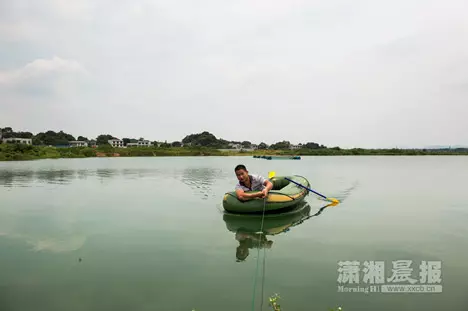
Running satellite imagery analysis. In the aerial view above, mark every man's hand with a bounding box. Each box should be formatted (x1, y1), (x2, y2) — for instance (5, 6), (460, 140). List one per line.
(261, 188), (269, 198)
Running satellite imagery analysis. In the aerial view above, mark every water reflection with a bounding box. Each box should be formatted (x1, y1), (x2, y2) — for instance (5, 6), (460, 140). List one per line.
(0, 170), (35, 187)
(223, 201), (335, 262)
(0, 168), (166, 187)
(0, 229), (87, 253)
(181, 167), (222, 200)
(36, 169), (76, 184)
(121, 168), (161, 179)
(0, 168), (82, 186)
(96, 168), (117, 178)
(77, 169), (92, 180)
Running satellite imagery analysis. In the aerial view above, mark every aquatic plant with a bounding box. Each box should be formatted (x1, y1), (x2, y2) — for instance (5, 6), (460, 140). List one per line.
(191, 294), (343, 311)
(269, 293), (281, 310)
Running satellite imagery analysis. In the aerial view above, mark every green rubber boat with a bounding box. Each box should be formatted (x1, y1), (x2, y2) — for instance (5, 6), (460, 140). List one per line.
(222, 175), (310, 213)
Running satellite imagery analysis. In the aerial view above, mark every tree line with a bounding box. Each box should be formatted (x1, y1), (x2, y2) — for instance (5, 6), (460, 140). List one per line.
(181, 131), (327, 150)
(0, 128), (327, 150)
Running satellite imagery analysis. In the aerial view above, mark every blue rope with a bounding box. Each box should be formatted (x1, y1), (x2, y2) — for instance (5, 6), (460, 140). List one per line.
(251, 197), (267, 311)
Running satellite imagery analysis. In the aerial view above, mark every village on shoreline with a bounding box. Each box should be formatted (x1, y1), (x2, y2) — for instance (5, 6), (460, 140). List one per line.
(1, 127), (467, 161)
(0, 127), (324, 151)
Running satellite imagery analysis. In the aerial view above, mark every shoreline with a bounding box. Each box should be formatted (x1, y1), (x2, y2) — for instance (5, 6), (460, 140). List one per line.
(1, 145), (468, 161)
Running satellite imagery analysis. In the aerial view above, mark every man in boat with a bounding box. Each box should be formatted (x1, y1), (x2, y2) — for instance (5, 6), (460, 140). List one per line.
(234, 164), (273, 201)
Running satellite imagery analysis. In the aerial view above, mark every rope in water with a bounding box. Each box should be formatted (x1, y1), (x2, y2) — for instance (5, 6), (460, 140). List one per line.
(260, 242), (266, 310)
(250, 196), (267, 311)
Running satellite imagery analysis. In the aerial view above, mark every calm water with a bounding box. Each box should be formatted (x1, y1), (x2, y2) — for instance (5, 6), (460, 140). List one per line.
(0, 156), (467, 311)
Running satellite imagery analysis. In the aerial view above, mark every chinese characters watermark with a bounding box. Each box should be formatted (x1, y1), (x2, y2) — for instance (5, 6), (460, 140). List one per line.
(337, 260), (442, 294)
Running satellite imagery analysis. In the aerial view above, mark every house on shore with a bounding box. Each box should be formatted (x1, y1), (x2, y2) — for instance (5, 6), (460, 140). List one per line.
(138, 140), (152, 147)
(2, 137), (33, 145)
(108, 139), (124, 148)
(228, 143), (242, 149)
(127, 140), (152, 147)
(69, 141), (88, 147)
(290, 144), (301, 150)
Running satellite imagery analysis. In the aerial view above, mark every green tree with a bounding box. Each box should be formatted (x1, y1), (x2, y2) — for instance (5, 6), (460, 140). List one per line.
(122, 138), (138, 145)
(258, 142), (268, 149)
(182, 131), (218, 147)
(304, 142), (320, 149)
(172, 141), (182, 147)
(33, 130), (75, 146)
(122, 138), (131, 146)
(241, 141), (251, 148)
(96, 134), (115, 145)
(1, 127), (14, 138)
(270, 141), (291, 150)
(14, 131), (33, 138)
(77, 136), (89, 141)
(218, 139), (230, 148)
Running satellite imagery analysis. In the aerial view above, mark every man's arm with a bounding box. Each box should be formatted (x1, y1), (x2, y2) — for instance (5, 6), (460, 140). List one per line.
(236, 188), (264, 201)
(263, 180), (273, 191)
(260, 179), (273, 197)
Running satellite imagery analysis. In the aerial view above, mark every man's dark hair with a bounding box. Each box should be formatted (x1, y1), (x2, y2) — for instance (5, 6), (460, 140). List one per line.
(235, 164), (247, 172)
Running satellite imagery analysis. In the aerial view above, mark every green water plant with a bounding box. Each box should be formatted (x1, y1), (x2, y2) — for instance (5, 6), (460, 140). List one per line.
(268, 294), (342, 311)
(269, 293), (281, 310)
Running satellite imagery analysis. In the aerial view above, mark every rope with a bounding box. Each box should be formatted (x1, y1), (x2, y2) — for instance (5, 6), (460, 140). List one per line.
(260, 244), (266, 310)
(250, 196), (267, 311)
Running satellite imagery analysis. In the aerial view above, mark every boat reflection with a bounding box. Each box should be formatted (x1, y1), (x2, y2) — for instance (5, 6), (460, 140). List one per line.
(223, 201), (336, 261)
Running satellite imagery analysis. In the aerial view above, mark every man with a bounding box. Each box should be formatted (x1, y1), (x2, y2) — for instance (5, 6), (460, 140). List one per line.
(234, 164), (273, 201)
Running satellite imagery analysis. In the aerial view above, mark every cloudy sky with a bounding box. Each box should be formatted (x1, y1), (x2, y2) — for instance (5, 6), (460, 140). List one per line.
(1, 0), (467, 148)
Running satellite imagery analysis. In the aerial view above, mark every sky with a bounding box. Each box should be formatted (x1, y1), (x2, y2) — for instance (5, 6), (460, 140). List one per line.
(0, 0), (467, 148)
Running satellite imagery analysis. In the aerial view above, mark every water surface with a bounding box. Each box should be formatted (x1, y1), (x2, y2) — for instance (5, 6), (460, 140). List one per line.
(0, 156), (467, 311)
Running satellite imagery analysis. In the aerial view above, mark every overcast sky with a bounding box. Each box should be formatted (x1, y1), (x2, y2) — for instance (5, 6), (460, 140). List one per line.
(1, 0), (467, 148)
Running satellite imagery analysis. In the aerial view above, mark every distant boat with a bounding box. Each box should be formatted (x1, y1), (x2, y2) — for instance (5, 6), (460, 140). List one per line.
(253, 155), (301, 160)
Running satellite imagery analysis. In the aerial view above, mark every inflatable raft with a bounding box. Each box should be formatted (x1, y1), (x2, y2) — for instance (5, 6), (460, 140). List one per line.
(222, 175), (310, 213)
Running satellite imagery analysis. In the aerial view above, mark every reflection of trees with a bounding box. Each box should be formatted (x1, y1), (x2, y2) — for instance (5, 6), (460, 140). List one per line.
(77, 169), (92, 180)
(120, 168), (161, 179)
(36, 169), (76, 184)
(0, 170), (17, 187)
(0, 168), (131, 186)
(95, 169), (119, 179)
(181, 168), (222, 200)
(0, 169), (35, 187)
(0, 169), (75, 186)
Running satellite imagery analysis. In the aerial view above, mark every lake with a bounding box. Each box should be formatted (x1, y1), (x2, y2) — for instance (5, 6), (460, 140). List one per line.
(0, 156), (467, 311)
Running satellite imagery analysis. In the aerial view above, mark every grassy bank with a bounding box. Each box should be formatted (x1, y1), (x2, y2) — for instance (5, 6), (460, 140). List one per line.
(0, 144), (228, 161)
(1, 144), (467, 161)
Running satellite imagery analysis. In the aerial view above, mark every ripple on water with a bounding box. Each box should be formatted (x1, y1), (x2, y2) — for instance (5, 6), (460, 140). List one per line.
(180, 167), (227, 200)
(0, 169), (35, 187)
